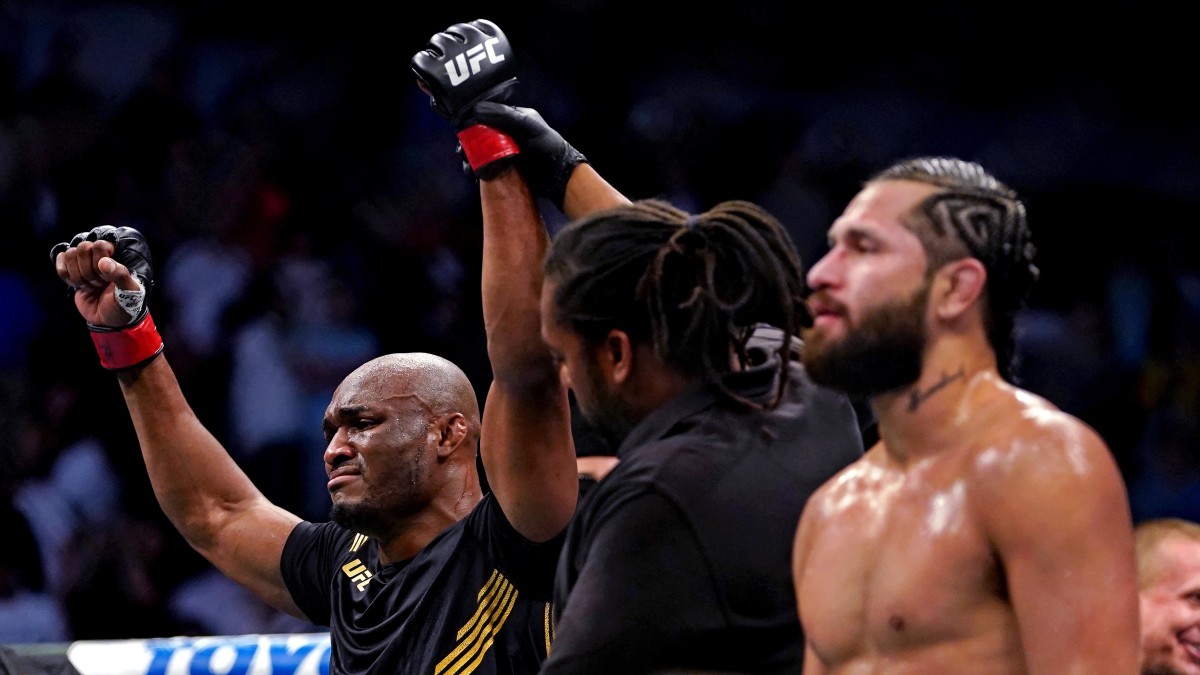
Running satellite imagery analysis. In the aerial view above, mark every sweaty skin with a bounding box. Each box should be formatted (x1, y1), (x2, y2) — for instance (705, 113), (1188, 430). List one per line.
(793, 179), (1139, 675)
(796, 375), (1131, 674)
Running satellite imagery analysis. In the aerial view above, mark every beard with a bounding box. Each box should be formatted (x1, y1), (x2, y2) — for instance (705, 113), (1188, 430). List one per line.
(801, 281), (929, 400)
(330, 499), (391, 535)
(574, 355), (638, 451)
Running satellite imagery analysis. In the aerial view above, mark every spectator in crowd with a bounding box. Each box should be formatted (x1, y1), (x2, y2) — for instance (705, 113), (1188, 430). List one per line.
(1135, 518), (1200, 675)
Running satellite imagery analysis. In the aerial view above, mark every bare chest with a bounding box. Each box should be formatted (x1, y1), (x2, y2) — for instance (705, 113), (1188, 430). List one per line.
(797, 464), (1014, 664)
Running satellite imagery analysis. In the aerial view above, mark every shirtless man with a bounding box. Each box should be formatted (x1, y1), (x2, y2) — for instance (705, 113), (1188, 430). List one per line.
(791, 157), (1140, 674)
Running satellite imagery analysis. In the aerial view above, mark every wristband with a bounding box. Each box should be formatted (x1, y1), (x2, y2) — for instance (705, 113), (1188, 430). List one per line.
(89, 312), (165, 371)
(457, 124), (519, 172)
(114, 274), (146, 319)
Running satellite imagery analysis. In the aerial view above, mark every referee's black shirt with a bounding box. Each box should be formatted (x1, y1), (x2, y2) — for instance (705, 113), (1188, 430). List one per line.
(541, 326), (865, 674)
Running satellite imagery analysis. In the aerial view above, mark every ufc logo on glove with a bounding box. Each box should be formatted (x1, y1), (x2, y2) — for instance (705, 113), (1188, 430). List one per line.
(445, 37), (505, 85)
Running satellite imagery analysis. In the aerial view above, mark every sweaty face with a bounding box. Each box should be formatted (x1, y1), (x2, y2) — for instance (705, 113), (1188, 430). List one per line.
(800, 180), (938, 399)
(1139, 537), (1200, 675)
(539, 281), (637, 449)
(322, 374), (437, 536)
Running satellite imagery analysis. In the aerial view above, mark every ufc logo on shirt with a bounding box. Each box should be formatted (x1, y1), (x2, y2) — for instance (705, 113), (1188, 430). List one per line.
(446, 38), (505, 86)
(342, 559), (374, 592)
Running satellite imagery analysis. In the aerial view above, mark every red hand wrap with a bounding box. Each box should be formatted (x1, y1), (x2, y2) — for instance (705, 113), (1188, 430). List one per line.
(90, 312), (165, 371)
(457, 124), (519, 172)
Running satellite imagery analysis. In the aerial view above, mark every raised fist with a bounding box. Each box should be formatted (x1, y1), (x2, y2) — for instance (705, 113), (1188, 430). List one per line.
(51, 225), (164, 370)
(52, 225), (155, 326)
(411, 19), (517, 129)
(412, 19), (520, 174)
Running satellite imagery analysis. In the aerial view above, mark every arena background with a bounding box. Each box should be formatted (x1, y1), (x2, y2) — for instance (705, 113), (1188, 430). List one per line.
(1, 0), (1197, 648)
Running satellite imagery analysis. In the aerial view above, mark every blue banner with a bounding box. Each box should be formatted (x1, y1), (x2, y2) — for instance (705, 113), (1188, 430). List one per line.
(66, 633), (331, 675)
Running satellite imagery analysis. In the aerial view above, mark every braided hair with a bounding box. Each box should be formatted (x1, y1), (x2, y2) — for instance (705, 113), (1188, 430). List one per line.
(543, 198), (809, 409)
(871, 157), (1040, 382)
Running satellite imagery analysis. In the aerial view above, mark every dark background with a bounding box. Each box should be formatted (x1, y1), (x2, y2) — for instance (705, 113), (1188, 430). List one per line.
(1, 0), (1197, 642)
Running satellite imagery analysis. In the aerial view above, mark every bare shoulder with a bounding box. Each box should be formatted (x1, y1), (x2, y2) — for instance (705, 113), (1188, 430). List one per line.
(970, 383), (1113, 478)
(966, 382), (1127, 527)
(799, 445), (887, 526)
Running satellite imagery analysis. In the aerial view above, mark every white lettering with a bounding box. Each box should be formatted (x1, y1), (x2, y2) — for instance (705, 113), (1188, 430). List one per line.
(446, 54), (469, 86)
(68, 633), (332, 675)
(446, 38), (506, 87)
(484, 37), (505, 64)
(466, 44), (487, 75)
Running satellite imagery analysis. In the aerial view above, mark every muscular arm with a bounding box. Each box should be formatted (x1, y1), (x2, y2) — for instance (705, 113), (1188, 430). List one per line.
(559, 163), (631, 221)
(978, 415), (1139, 674)
(117, 356), (304, 616)
(478, 164), (578, 542)
(54, 237), (303, 617)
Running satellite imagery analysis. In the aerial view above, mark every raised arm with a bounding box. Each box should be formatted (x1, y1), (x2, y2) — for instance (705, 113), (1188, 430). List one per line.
(51, 227), (303, 616)
(978, 413), (1139, 674)
(411, 20), (578, 541)
(477, 165), (578, 541)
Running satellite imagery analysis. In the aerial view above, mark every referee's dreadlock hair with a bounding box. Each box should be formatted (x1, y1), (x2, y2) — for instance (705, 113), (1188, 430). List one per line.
(871, 157), (1039, 382)
(543, 198), (810, 410)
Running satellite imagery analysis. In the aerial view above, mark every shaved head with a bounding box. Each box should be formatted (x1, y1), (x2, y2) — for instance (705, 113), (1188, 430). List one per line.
(324, 352), (484, 540)
(340, 353), (482, 448)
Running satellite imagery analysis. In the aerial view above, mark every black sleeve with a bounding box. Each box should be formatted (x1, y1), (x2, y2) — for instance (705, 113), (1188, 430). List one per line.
(468, 493), (565, 602)
(280, 520), (345, 626)
(540, 491), (720, 675)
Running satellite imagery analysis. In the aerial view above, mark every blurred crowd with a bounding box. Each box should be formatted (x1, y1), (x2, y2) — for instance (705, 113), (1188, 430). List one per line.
(1, 1), (1197, 644)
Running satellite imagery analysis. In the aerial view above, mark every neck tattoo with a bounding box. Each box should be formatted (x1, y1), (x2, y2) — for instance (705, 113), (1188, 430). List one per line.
(907, 366), (966, 412)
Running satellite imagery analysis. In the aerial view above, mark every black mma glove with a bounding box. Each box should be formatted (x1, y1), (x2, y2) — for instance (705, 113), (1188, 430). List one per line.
(472, 102), (588, 211)
(411, 19), (519, 177)
(50, 225), (164, 370)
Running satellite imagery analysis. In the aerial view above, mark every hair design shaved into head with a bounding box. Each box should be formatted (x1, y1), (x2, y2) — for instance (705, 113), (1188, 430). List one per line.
(870, 157), (1040, 381)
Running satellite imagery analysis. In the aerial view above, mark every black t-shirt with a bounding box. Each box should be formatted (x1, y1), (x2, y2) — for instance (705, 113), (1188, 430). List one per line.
(281, 493), (561, 675)
(541, 328), (865, 674)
